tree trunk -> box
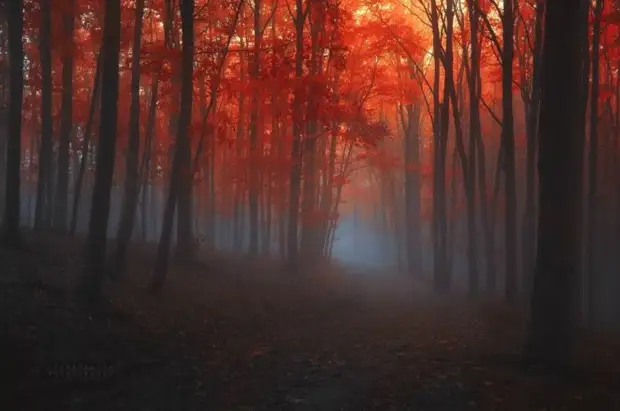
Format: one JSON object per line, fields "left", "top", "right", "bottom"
{"left": 248, "top": 0, "right": 262, "bottom": 256}
{"left": 150, "top": 0, "right": 194, "bottom": 292}
{"left": 69, "top": 51, "right": 102, "bottom": 236}
{"left": 3, "top": 0, "right": 23, "bottom": 246}
{"left": 502, "top": 0, "right": 518, "bottom": 302}
{"left": 114, "top": 0, "right": 145, "bottom": 278}
{"left": 404, "top": 103, "right": 422, "bottom": 276}
{"left": 287, "top": 0, "right": 306, "bottom": 267}
{"left": 521, "top": 0, "right": 544, "bottom": 297}
{"left": 587, "top": 0, "right": 604, "bottom": 327}
{"left": 300, "top": 8, "right": 324, "bottom": 263}
{"left": 527, "top": 0, "right": 585, "bottom": 366}
{"left": 53, "top": 2, "right": 75, "bottom": 232}
{"left": 35, "top": 0, "right": 53, "bottom": 231}
{"left": 431, "top": 0, "right": 450, "bottom": 292}
{"left": 79, "top": 0, "right": 122, "bottom": 304}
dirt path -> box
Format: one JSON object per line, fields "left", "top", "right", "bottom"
{"left": 1, "top": 237, "right": 619, "bottom": 410}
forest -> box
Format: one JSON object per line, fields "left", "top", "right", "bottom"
{"left": 0, "top": 0, "right": 619, "bottom": 409}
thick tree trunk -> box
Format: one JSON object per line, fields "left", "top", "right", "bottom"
{"left": 79, "top": 0, "right": 122, "bottom": 304}
{"left": 114, "top": 0, "right": 145, "bottom": 278}
{"left": 35, "top": 0, "right": 53, "bottom": 231}
{"left": 53, "top": 3, "right": 75, "bottom": 232}
{"left": 527, "top": 0, "right": 585, "bottom": 366}
{"left": 0, "top": 10, "right": 7, "bottom": 225}
{"left": 3, "top": 0, "right": 23, "bottom": 246}
{"left": 151, "top": 0, "right": 194, "bottom": 291}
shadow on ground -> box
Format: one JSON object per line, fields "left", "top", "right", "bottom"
{"left": 1, "top": 233, "right": 619, "bottom": 410}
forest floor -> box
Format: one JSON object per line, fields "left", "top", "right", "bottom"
{"left": 1, "top": 232, "right": 620, "bottom": 411}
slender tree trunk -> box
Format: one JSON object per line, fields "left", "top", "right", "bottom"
{"left": 431, "top": 0, "right": 450, "bottom": 292}
{"left": 502, "top": 0, "right": 518, "bottom": 302}
{"left": 300, "top": 8, "right": 324, "bottom": 262}
{"left": 587, "top": 0, "right": 604, "bottom": 327}
{"left": 287, "top": 0, "right": 306, "bottom": 266}
{"left": 69, "top": 52, "right": 102, "bottom": 236}
{"left": 248, "top": 0, "right": 262, "bottom": 256}
{"left": 79, "top": 0, "right": 122, "bottom": 304}
{"left": 3, "top": 0, "right": 23, "bottom": 246}
{"left": 151, "top": 0, "right": 194, "bottom": 291}
{"left": 0, "top": 10, "right": 7, "bottom": 225}
{"left": 404, "top": 103, "right": 422, "bottom": 276}
{"left": 114, "top": 0, "right": 145, "bottom": 278}
{"left": 35, "top": 0, "right": 53, "bottom": 231}
{"left": 527, "top": 0, "right": 585, "bottom": 366}
{"left": 53, "top": 2, "right": 75, "bottom": 232}
{"left": 522, "top": 0, "right": 544, "bottom": 297}
{"left": 233, "top": 42, "right": 246, "bottom": 251}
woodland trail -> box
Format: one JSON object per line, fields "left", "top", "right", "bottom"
{"left": 1, "top": 234, "right": 619, "bottom": 411}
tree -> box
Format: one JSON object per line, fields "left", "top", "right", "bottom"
{"left": 150, "top": 0, "right": 194, "bottom": 292}
{"left": 527, "top": 0, "right": 586, "bottom": 366}
{"left": 34, "top": 0, "right": 53, "bottom": 231}
{"left": 53, "top": 0, "right": 75, "bottom": 232}
{"left": 3, "top": 0, "right": 24, "bottom": 246}
{"left": 287, "top": 0, "right": 307, "bottom": 266}
{"left": 502, "top": 0, "right": 518, "bottom": 302}
{"left": 79, "top": 0, "right": 122, "bottom": 303}
{"left": 587, "top": 0, "right": 604, "bottom": 327}
{"left": 114, "top": 0, "right": 146, "bottom": 278}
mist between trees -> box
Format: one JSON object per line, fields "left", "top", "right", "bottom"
{"left": 0, "top": 0, "right": 616, "bottom": 366}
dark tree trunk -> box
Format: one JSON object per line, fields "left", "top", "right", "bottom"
{"left": 248, "top": 0, "right": 262, "bottom": 257}
{"left": 53, "top": 2, "right": 75, "bottom": 232}
{"left": 69, "top": 52, "right": 102, "bottom": 236}
{"left": 171, "top": 0, "right": 193, "bottom": 261}
{"left": 150, "top": 0, "right": 194, "bottom": 292}
{"left": 527, "top": 0, "right": 585, "bottom": 366}
{"left": 114, "top": 0, "right": 145, "bottom": 278}
{"left": 79, "top": 0, "right": 122, "bottom": 304}
{"left": 587, "top": 0, "right": 604, "bottom": 327}
{"left": 467, "top": 0, "right": 481, "bottom": 297}
{"left": 3, "top": 0, "right": 23, "bottom": 246}
{"left": 502, "top": 0, "right": 518, "bottom": 302}
{"left": 404, "top": 103, "right": 422, "bottom": 276}
{"left": 0, "top": 8, "right": 7, "bottom": 225}
{"left": 35, "top": 0, "right": 53, "bottom": 231}
{"left": 521, "top": 0, "right": 544, "bottom": 297}
{"left": 431, "top": 0, "right": 450, "bottom": 293}
{"left": 300, "top": 8, "right": 324, "bottom": 263}
{"left": 287, "top": 0, "right": 306, "bottom": 267}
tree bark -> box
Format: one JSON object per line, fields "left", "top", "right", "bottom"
{"left": 69, "top": 52, "right": 102, "bottom": 236}
{"left": 431, "top": 0, "right": 450, "bottom": 292}
{"left": 150, "top": 0, "right": 194, "bottom": 292}
{"left": 587, "top": 0, "right": 604, "bottom": 327}
{"left": 502, "top": 0, "right": 518, "bottom": 302}
{"left": 53, "top": 1, "right": 75, "bottom": 232}
{"left": 527, "top": 0, "right": 585, "bottom": 366}
{"left": 521, "top": 0, "right": 544, "bottom": 297}
{"left": 3, "top": 0, "right": 23, "bottom": 246}
{"left": 114, "top": 0, "right": 145, "bottom": 278}
{"left": 79, "top": 0, "right": 122, "bottom": 304}
{"left": 35, "top": 0, "right": 53, "bottom": 231}
{"left": 287, "top": 0, "right": 306, "bottom": 267}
